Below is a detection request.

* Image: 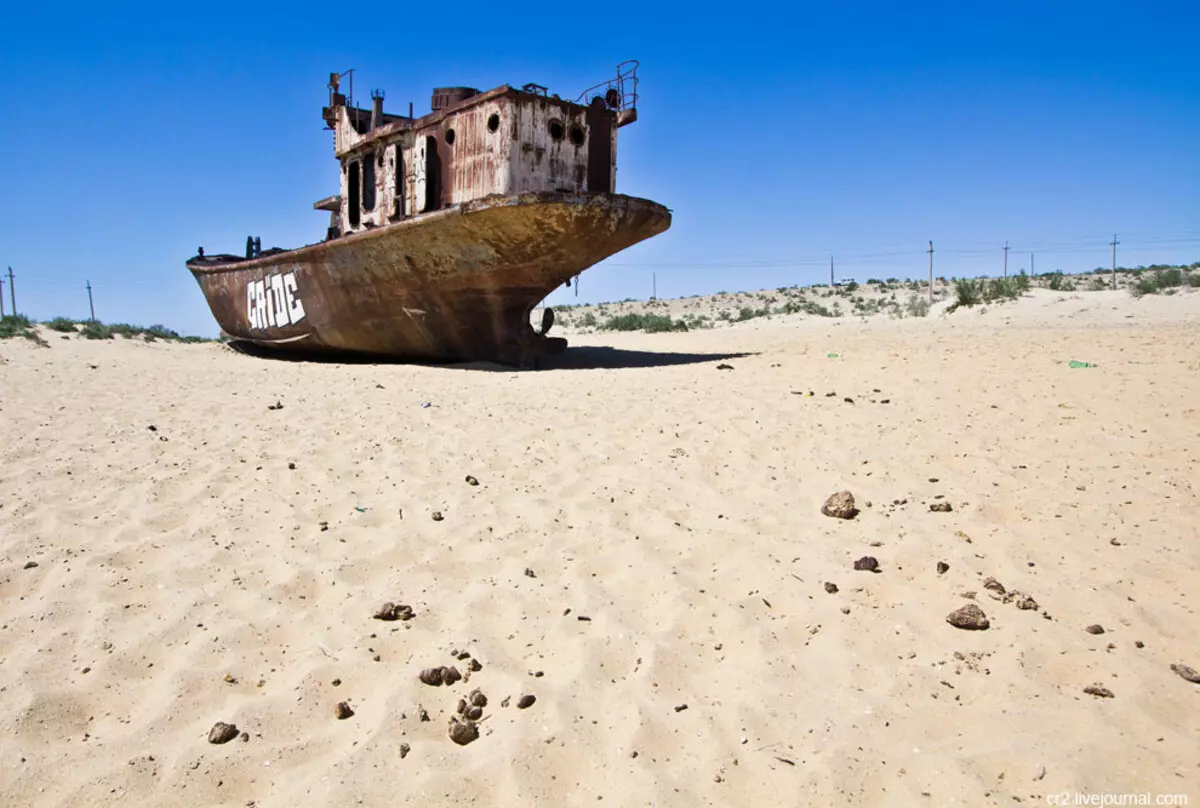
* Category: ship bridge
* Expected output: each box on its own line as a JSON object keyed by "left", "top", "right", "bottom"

{"left": 315, "top": 62, "right": 641, "bottom": 239}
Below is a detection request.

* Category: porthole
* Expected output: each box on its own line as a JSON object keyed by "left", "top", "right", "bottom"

{"left": 487, "top": 113, "right": 500, "bottom": 132}
{"left": 548, "top": 120, "right": 564, "bottom": 141}
{"left": 570, "top": 125, "right": 585, "bottom": 146}
{"left": 445, "top": 128, "right": 456, "bottom": 145}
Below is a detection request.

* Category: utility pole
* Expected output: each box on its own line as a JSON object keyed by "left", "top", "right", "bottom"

{"left": 1108, "top": 232, "right": 1118, "bottom": 290}
{"left": 0, "top": 277, "right": 5, "bottom": 317}
{"left": 6, "top": 267, "right": 14, "bottom": 317}
{"left": 927, "top": 240, "right": 934, "bottom": 304}
{"left": 87, "top": 281, "right": 96, "bottom": 322}
{"left": 652, "top": 272, "right": 656, "bottom": 301}
{"left": 1030, "top": 253, "right": 1034, "bottom": 277}
{"left": 1003, "top": 241, "right": 1009, "bottom": 279}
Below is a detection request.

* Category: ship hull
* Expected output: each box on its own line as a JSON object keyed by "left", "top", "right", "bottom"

{"left": 187, "top": 192, "right": 670, "bottom": 365}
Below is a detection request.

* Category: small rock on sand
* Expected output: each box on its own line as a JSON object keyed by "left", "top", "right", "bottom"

{"left": 1014, "top": 595, "right": 1039, "bottom": 611}
{"left": 335, "top": 701, "right": 354, "bottom": 720}
{"left": 824, "top": 582, "right": 838, "bottom": 594}
{"left": 853, "top": 556, "right": 879, "bottom": 572}
{"left": 373, "top": 602, "right": 414, "bottom": 621}
{"left": 465, "top": 475, "right": 479, "bottom": 486}
{"left": 208, "top": 722, "right": 239, "bottom": 744}
{"left": 431, "top": 511, "right": 444, "bottom": 521}
{"left": 1083, "top": 684, "right": 1114, "bottom": 698}
{"left": 517, "top": 694, "right": 536, "bottom": 709}
{"left": 929, "top": 502, "right": 953, "bottom": 512}
{"left": 23, "top": 561, "right": 38, "bottom": 570}
{"left": 946, "top": 604, "right": 990, "bottom": 630}
{"left": 399, "top": 743, "right": 411, "bottom": 759}
{"left": 936, "top": 562, "right": 950, "bottom": 574}
{"left": 821, "top": 491, "right": 858, "bottom": 519}
{"left": 1085, "top": 624, "right": 1105, "bottom": 635}
{"left": 1169, "top": 663, "right": 1200, "bottom": 683}
{"left": 419, "top": 668, "right": 445, "bottom": 686}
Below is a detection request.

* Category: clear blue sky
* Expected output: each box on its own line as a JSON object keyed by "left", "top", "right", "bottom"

{"left": 1, "top": 1, "right": 1197, "bottom": 336}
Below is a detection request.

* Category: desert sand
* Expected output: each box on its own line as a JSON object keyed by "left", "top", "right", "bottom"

{"left": 1, "top": 286, "right": 1198, "bottom": 807}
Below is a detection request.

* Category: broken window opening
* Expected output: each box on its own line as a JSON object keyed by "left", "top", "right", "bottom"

{"left": 570, "top": 125, "right": 586, "bottom": 146}
{"left": 394, "top": 142, "right": 405, "bottom": 217}
{"left": 445, "top": 128, "right": 456, "bottom": 145}
{"left": 548, "top": 120, "right": 565, "bottom": 141}
{"left": 362, "top": 153, "right": 376, "bottom": 212}
{"left": 487, "top": 113, "right": 500, "bottom": 133}
{"left": 347, "top": 160, "right": 361, "bottom": 227}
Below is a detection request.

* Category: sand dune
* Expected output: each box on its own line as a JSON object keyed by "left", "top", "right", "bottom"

{"left": 1, "top": 288, "right": 1198, "bottom": 806}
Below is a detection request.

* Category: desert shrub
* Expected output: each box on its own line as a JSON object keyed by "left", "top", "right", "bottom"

{"left": 45, "top": 317, "right": 78, "bottom": 332}
{"left": 778, "top": 299, "right": 834, "bottom": 317}
{"left": 578, "top": 312, "right": 598, "bottom": 328}
{"left": 983, "top": 277, "right": 1021, "bottom": 303}
{"left": 953, "top": 279, "right": 982, "bottom": 308}
{"left": 600, "top": 313, "right": 688, "bottom": 333}
{"left": 736, "top": 306, "right": 769, "bottom": 322}
{"left": 80, "top": 321, "right": 114, "bottom": 339}
{"left": 1156, "top": 268, "right": 1184, "bottom": 288}
{"left": 0, "top": 314, "right": 40, "bottom": 341}
{"left": 1041, "top": 271, "right": 1076, "bottom": 291}
{"left": 905, "top": 294, "right": 930, "bottom": 317}
{"left": 1130, "top": 268, "right": 1188, "bottom": 297}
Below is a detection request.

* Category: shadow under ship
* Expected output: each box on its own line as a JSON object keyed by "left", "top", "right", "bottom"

{"left": 186, "top": 62, "right": 671, "bottom": 366}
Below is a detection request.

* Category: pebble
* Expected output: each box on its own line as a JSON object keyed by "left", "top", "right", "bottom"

{"left": 431, "top": 511, "right": 444, "bottom": 521}
{"left": 1083, "top": 684, "right": 1114, "bottom": 698}
{"left": 517, "top": 694, "right": 536, "bottom": 709}
{"left": 929, "top": 502, "right": 953, "bottom": 512}
{"left": 399, "top": 743, "right": 411, "bottom": 759}
{"left": 853, "top": 556, "right": 879, "bottom": 572}
{"left": 335, "top": 701, "right": 354, "bottom": 720}
{"left": 1085, "top": 624, "right": 1105, "bottom": 635}
{"left": 824, "top": 582, "right": 839, "bottom": 594}
{"left": 821, "top": 491, "right": 858, "bottom": 519}
{"left": 208, "top": 722, "right": 239, "bottom": 744}
{"left": 465, "top": 475, "right": 479, "bottom": 486}
{"left": 23, "top": 561, "right": 38, "bottom": 570}
{"left": 936, "top": 562, "right": 949, "bottom": 574}
{"left": 946, "top": 604, "right": 990, "bottom": 630}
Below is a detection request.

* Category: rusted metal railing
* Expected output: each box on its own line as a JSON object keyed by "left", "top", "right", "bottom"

{"left": 575, "top": 60, "right": 639, "bottom": 111}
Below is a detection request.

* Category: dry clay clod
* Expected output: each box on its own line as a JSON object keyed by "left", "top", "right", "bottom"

{"left": 419, "top": 666, "right": 462, "bottom": 686}
{"left": 448, "top": 717, "right": 479, "bottom": 745}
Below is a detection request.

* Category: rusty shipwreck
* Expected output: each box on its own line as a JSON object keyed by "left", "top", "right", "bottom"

{"left": 187, "top": 62, "right": 670, "bottom": 365}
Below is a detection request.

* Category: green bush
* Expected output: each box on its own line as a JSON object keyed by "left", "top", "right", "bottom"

{"left": 599, "top": 313, "right": 688, "bottom": 333}
{"left": 953, "top": 279, "right": 982, "bottom": 308}
{"left": 45, "top": 317, "right": 78, "bottom": 332}
{"left": 0, "top": 314, "right": 40, "bottom": 341}
{"left": 80, "top": 321, "right": 114, "bottom": 340}
{"left": 905, "top": 294, "right": 931, "bottom": 317}
{"left": 1041, "top": 271, "right": 1076, "bottom": 292}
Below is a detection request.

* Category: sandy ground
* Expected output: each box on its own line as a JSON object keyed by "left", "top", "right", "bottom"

{"left": 1, "top": 288, "right": 1198, "bottom": 807}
